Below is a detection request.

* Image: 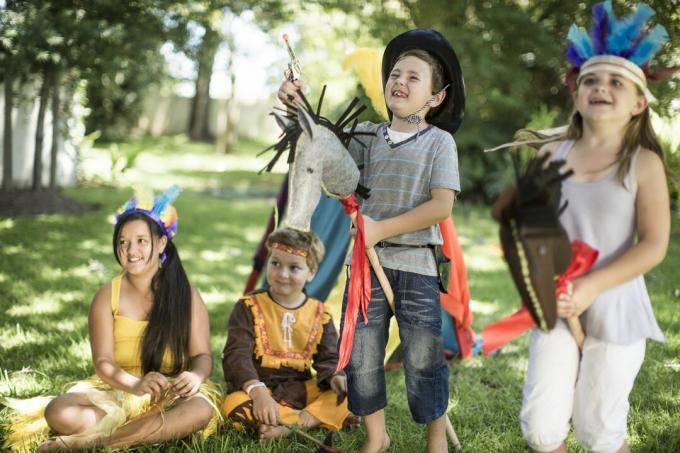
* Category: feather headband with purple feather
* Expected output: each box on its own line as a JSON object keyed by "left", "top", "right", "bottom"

{"left": 565, "top": 0, "right": 671, "bottom": 102}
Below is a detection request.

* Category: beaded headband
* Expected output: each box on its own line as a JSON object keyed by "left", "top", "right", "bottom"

{"left": 270, "top": 242, "right": 315, "bottom": 267}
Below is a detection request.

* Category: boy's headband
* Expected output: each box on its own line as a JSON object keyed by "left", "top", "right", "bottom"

{"left": 271, "top": 242, "right": 315, "bottom": 267}
{"left": 115, "top": 185, "right": 181, "bottom": 240}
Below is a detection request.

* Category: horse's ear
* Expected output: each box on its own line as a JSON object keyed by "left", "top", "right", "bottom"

{"left": 272, "top": 112, "right": 294, "bottom": 132}
{"left": 296, "top": 104, "right": 314, "bottom": 139}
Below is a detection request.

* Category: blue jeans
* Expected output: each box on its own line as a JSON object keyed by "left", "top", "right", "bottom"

{"left": 339, "top": 267, "right": 449, "bottom": 423}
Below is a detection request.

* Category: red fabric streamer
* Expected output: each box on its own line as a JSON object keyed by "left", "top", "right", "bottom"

{"left": 481, "top": 240, "right": 598, "bottom": 355}
{"left": 336, "top": 194, "right": 372, "bottom": 371}
{"left": 555, "top": 240, "right": 599, "bottom": 297}
{"left": 438, "top": 217, "right": 476, "bottom": 358}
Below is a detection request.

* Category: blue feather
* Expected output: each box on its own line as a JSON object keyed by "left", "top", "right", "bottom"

{"left": 606, "top": 2, "right": 655, "bottom": 55}
{"left": 590, "top": 2, "right": 609, "bottom": 54}
{"left": 628, "top": 24, "right": 669, "bottom": 66}
{"left": 152, "top": 185, "right": 182, "bottom": 216}
{"left": 567, "top": 24, "right": 594, "bottom": 61}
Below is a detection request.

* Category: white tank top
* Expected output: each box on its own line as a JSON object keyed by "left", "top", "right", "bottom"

{"left": 554, "top": 140, "right": 665, "bottom": 344}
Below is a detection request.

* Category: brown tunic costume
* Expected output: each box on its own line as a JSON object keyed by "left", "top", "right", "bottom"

{"left": 221, "top": 290, "right": 349, "bottom": 430}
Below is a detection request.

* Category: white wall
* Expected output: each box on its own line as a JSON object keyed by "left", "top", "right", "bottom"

{"left": 0, "top": 79, "right": 82, "bottom": 189}
{"left": 136, "top": 91, "right": 278, "bottom": 141}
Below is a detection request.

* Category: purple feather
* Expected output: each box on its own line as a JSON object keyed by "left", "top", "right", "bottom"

{"left": 566, "top": 46, "right": 586, "bottom": 66}
{"left": 590, "top": 2, "right": 609, "bottom": 54}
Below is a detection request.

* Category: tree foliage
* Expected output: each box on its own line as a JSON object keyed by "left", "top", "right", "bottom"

{"left": 319, "top": 0, "right": 679, "bottom": 201}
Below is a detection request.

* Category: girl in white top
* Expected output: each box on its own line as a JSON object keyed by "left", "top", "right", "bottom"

{"left": 520, "top": 2, "right": 671, "bottom": 453}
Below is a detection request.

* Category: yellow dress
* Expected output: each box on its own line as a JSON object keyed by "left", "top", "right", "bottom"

{"left": 1, "top": 275, "right": 222, "bottom": 452}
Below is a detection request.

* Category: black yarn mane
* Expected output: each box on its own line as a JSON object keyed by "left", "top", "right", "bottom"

{"left": 259, "top": 86, "right": 374, "bottom": 198}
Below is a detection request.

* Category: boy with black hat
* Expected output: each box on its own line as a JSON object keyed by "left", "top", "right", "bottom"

{"left": 279, "top": 28, "right": 464, "bottom": 453}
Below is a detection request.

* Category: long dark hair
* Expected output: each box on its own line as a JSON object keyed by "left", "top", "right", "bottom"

{"left": 113, "top": 212, "right": 192, "bottom": 375}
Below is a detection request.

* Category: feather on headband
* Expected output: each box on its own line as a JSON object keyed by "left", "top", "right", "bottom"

{"left": 566, "top": 1, "right": 670, "bottom": 102}
{"left": 116, "top": 185, "right": 182, "bottom": 239}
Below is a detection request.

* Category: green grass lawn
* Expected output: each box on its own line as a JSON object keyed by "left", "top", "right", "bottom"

{"left": 1, "top": 135, "right": 679, "bottom": 452}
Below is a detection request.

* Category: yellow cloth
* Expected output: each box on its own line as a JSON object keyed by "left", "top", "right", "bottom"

{"left": 111, "top": 274, "right": 173, "bottom": 376}
{"left": 246, "top": 292, "right": 329, "bottom": 372}
{"left": 222, "top": 379, "right": 350, "bottom": 432}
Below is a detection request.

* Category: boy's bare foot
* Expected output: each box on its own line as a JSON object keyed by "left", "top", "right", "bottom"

{"left": 342, "top": 414, "right": 362, "bottom": 431}
{"left": 360, "top": 433, "right": 390, "bottom": 453}
{"left": 259, "top": 423, "right": 291, "bottom": 440}
{"left": 299, "top": 410, "right": 321, "bottom": 429}
{"left": 426, "top": 434, "right": 448, "bottom": 453}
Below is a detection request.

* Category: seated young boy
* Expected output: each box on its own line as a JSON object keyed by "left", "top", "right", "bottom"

{"left": 222, "top": 227, "right": 354, "bottom": 439}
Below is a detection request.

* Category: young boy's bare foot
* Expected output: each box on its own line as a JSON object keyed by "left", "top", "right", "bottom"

{"left": 259, "top": 423, "right": 291, "bottom": 440}
{"left": 343, "top": 414, "right": 362, "bottom": 431}
{"left": 299, "top": 410, "right": 321, "bottom": 429}
{"left": 360, "top": 433, "right": 390, "bottom": 453}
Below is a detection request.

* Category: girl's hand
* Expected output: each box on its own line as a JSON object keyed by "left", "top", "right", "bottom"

{"left": 557, "top": 277, "right": 598, "bottom": 318}
{"left": 251, "top": 387, "right": 279, "bottom": 426}
{"left": 133, "top": 371, "right": 170, "bottom": 397}
{"left": 277, "top": 79, "right": 305, "bottom": 107}
{"left": 330, "top": 374, "right": 347, "bottom": 405}
{"left": 171, "top": 371, "right": 203, "bottom": 397}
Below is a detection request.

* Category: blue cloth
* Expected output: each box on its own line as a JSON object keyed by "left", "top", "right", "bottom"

{"left": 305, "top": 194, "right": 351, "bottom": 301}
{"left": 340, "top": 268, "right": 449, "bottom": 423}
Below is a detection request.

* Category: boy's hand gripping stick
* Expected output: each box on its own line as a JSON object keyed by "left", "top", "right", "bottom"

{"left": 349, "top": 211, "right": 395, "bottom": 312}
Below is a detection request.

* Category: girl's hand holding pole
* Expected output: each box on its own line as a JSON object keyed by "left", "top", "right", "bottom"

{"left": 133, "top": 371, "right": 170, "bottom": 397}
{"left": 170, "top": 371, "right": 202, "bottom": 397}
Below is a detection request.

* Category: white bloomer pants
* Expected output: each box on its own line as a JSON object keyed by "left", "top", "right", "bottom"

{"left": 520, "top": 320, "right": 645, "bottom": 453}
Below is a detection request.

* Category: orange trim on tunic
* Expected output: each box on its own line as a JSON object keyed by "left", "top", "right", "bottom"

{"left": 243, "top": 292, "right": 328, "bottom": 372}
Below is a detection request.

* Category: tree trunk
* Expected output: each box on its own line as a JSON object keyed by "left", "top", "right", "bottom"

{"left": 216, "top": 32, "right": 238, "bottom": 154}
{"left": 32, "top": 67, "right": 52, "bottom": 191}
{"left": 188, "top": 25, "right": 220, "bottom": 141}
{"left": 2, "top": 73, "right": 13, "bottom": 191}
{"left": 49, "top": 69, "right": 61, "bottom": 190}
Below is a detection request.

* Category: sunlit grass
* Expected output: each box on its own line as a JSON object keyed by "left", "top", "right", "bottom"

{"left": 1, "top": 135, "right": 678, "bottom": 451}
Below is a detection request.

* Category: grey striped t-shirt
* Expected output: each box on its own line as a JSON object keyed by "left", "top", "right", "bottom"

{"left": 345, "top": 122, "right": 460, "bottom": 276}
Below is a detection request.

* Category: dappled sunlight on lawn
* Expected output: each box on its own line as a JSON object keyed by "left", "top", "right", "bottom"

{"left": 200, "top": 246, "right": 243, "bottom": 262}
{"left": 0, "top": 324, "right": 47, "bottom": 350}
{"left": 0, "top": 218, "right": 15, "bottom": 231}
{"left": 469, "top": 299, "right": 501, "bottom": 315}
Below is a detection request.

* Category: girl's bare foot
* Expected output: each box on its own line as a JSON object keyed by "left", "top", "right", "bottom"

{"left": 259, "top": 423, "right": 291, "bottom": 440}
{"left": 37, "top": 435, "right": 94, "bottom": 452}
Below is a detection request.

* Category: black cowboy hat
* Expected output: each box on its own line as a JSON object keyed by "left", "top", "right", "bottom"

{"left": 382, "top": 28, "right": 465, "bottom": 135}
{"left": 491, "top": 154, "right": 573, "bottom": 331}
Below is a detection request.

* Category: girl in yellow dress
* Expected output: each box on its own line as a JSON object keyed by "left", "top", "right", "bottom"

{"left": 2, "top": 186, "right": 221, "bottom": 451}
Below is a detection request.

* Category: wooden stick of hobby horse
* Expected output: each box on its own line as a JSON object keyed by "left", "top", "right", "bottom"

{"left": 349, "top": 212, "right": 395, "bottom": 312}
{"left": 445, "top": 416, "right": 462, "bottom": 450}
{"left": 568, "top": 317, "right": 585, "bottom": 350}
{"left": 277, "top": 420, "right": 341, "bottom": 453}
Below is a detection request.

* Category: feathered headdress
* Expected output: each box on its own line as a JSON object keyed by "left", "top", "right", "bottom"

{"left": 565, "top": 1, "right": 670, "bottom": 102}
{"left": 116, "top": 185, "right": 181, "bottom": 239}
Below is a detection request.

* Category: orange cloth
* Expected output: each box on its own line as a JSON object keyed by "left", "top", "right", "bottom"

{"left": 439, "top": 216, "right": 476, "bottom": 358}
{"left": 245, "top": 292, "right": 328, "bottom": 372}
{"left": 222, "top": 379, "right": 350, "bottom": 432}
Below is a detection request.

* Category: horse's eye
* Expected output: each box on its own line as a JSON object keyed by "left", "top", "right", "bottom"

{"left": 306, "top": 168, "right": 314, "bottom": 174}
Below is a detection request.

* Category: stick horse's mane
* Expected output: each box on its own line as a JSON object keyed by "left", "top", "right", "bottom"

{"left": 259, "top": 86, "right": 374, "bottom": 198}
